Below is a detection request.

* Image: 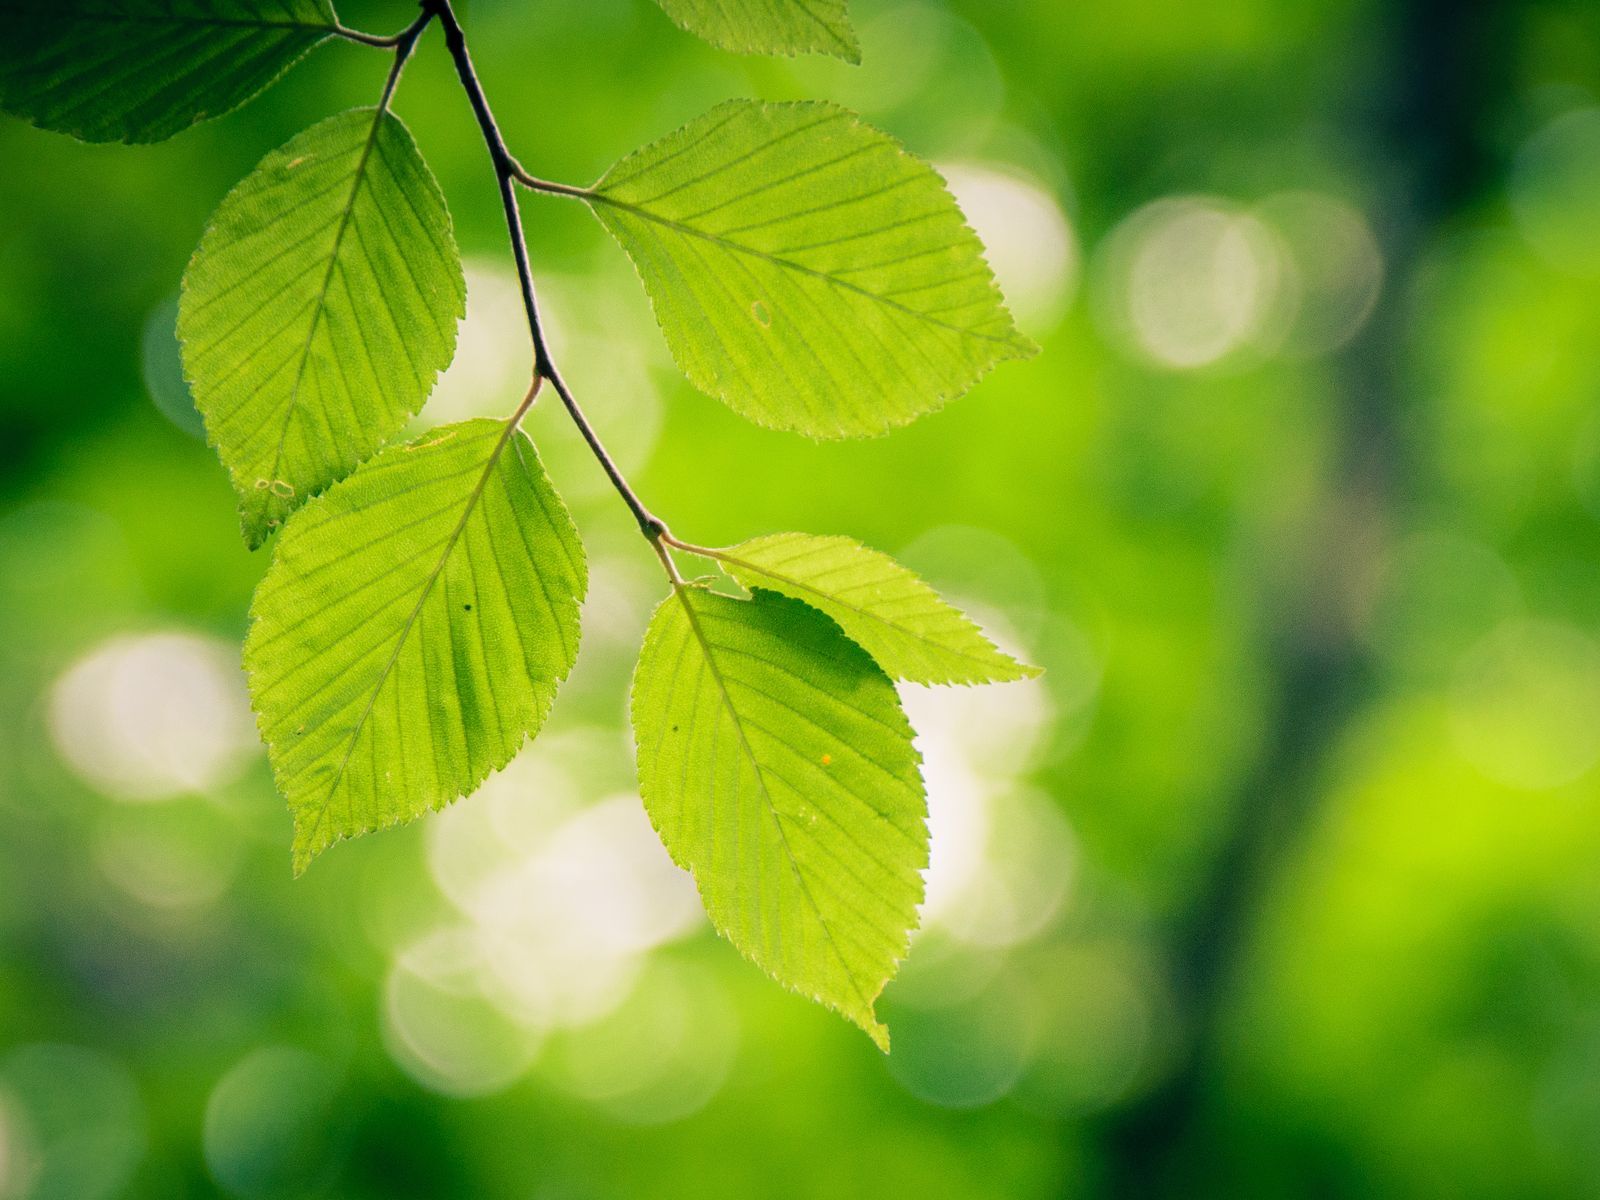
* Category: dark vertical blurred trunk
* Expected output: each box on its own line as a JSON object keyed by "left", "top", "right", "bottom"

{"left": 1097, "top": 0, "right": 1512, "bottom": 1193}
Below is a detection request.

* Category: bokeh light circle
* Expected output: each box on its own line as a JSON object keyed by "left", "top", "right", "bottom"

{"left": 382, "top": 926, "right": 548, "bottom": 1098}
{"left": 1097, "top": 196, "right": 1285, "bottom": 370}
{"left": 203, "top": 1046, "right": 342, "bottom": 1198}
{"left": 548, "top": 958, "right": 739, "bottom": 1126}
{"left": 0, "top": 1045, "right": 144, "bottom": 1200}
{"left": 48, "top": 631, "right": 258, "bottom": 802}
{"left": 1450, "top": 620, "right": 1600, "bottom": 789}
{"left": 1253, "top": 191, "right": 1384, "bottom": 357}
{"left": 883, "top": 973, "right": 1038, "bottom": 1109}
{"left": 1511, "top": 107, "right": 1600, "bottom": 276}
{"left": 940, "top": 161, "right": 1077, "bottom": 332}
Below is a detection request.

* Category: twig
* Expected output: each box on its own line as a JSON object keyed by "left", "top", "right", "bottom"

{"left": 334, "top": 11, "right": 431, "bottom": 51}
{"left": 423, "top": 0, "right": 673, "bottom": 553}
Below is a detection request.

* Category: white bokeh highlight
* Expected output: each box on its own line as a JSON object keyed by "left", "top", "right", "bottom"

{"left": 1097, "top": 196, "right": 1284, "bottom": 369}
{"left": 382, "top": 735, "right": 705, "bottom": 1099}
{"left": 48, "top": 631, "right": 258, "bottom": 802}
{"left": 941, "top": 161, "right": 1077, "bottom": 332}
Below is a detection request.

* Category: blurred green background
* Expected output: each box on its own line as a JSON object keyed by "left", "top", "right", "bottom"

{"left": 6, "top": 0, "right": 1600, "bottom": 1195}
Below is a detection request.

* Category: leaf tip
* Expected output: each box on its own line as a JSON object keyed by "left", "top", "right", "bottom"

{"left": 290, "top": 813, "right": 331, "bottom": 877}
{"left": 864, "top": 1016, "right": 891, "bottom": 1054}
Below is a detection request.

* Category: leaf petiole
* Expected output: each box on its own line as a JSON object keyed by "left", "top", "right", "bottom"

{"left": 332, "top": 10, "right": 432, "bottom": 51}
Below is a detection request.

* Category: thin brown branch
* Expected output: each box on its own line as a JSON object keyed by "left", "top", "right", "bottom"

{"left": 424, "top": 0, "right": 672, "bottom": 554}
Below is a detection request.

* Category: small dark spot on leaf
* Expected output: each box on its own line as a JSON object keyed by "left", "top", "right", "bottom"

{"left": 463, "top": 603, "right": 472, "bottom": 611}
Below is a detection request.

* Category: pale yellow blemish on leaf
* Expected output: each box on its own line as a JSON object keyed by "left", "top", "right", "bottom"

{"left": 406, "top": 430, "right": 458, "bottom": 452}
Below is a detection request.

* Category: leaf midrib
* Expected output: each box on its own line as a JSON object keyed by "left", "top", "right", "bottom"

{"left": 260, "top": 107, "right": 388, "bottom": 497}
{"left": 586, "top": 191, "right": 1030, "bottom": 352}
{"left": 2, "top": 8, "right": 336, "bottom": 34}
{"left": 714, "top": 544, "right": 1019, "bottom": 677}
{"left": 297, "top": 421, "right": 522, "bottom": 862}
{"left": 671, "top": 585, "right": 878, "bottom": 1019}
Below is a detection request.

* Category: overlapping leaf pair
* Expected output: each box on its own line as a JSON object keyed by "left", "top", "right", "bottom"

{"left": 0, "top": 0, "right": 1039, "bottom": 1048}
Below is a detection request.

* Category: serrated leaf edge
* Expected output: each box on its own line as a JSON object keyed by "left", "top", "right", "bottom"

{"left": 584, "top": 99, "right": 1038, "bottom": 441}
{"left": 649, "top": 0, "right": 862, "bottom": 63}
{"left": 631, "top": 580, "right": 929, "bottom": 1050}
{"left": 244, "top": 420, "right": 581, "bottom": 875}
{"left": 178, "top": 106, "right": 465, "bottom": 549}
{"left": 708, "top": 533, "right": 1043, "bottom": 685}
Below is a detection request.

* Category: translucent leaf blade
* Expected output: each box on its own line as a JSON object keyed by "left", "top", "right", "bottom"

{"left": 631, "top": 585, "right": 928, "bottom": 1049}
{"left": 588, "top": 100, "right": 1036, "bottom": 439}
{"left": 714, "top": 533, "right": 1040, "bottom": 685}
{"left": 650, "top": 0, "right": 859, "bottom": 62}
{"left": 180, "top": 108, "right": 465, "bottom": 547}
{"left": 0, "top": 0, "right": 336, "bottom": 144}
{"left": 245, "top": 419, "right": 586, "bottom": 873}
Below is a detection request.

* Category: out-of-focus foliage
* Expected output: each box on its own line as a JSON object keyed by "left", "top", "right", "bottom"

{"left": 4, "top": 0, "right": 1600, "bottom": 1196}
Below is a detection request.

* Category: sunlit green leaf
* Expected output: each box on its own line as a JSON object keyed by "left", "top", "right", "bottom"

{"left": 585, "top": 100, "right": 1035, "bottom": 439}
{"left": 710, "top": 532, "right": 1039, "bottom": 685}
{"left": 650, "top": 0, "right": 859, "bottom": 62}
{"left": 0, "top": 0, "right": 338, "bottom": 144}
{"left": 245, "top": 419, "right": 586, "bottom": 874}
{"left": 180, "top": 107, "right": 465, "bottom": 548}
{"left": 631, "top": 584, "right": 927, "bottom": 1049}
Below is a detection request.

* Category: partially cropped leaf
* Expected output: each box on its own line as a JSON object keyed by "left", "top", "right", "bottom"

{"left": 631, "top": 584, "right": 927, "bottom": 1049}
{"left": 180, "top": 108, "right": 465, "bottom": 547}
{"left": 245, "top": 419, "right": 585, "bottom": 874}
{"left": 586, "top": 100, "right": 1035, "bottom": 439}
{"left": 712, "top": 532, "right": 1039, "bottom": 685}
{"left": 650, "top": 0, "right": 859, "bottom": 62}
{"left": 0, "top": 0, "right": 337, "bottom": 144}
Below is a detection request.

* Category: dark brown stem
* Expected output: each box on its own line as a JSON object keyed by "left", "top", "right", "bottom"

{"left": 423, "top": 0, "right": 671, "bottom": 546}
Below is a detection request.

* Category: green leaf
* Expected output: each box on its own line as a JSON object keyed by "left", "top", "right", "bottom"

{"left": 585, "top": 100, "right": 1036, "bottom": 439}
{"left": 649, "top": 0, "right": 860, "bottom": 62}
{"left": 631, "top": 584, "right": 928, "bottom": 1050}
{"left": 0, "top": 0, "right": 337, "bottom": 144}
{"left": 180, "top": 107, "right": 465, "bottom": 548}
{"left": 709, "top": 532, "right": 1040, "bottom": 685}
{"left": 245, "top": 418, "right": 586, "bottom": 874}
